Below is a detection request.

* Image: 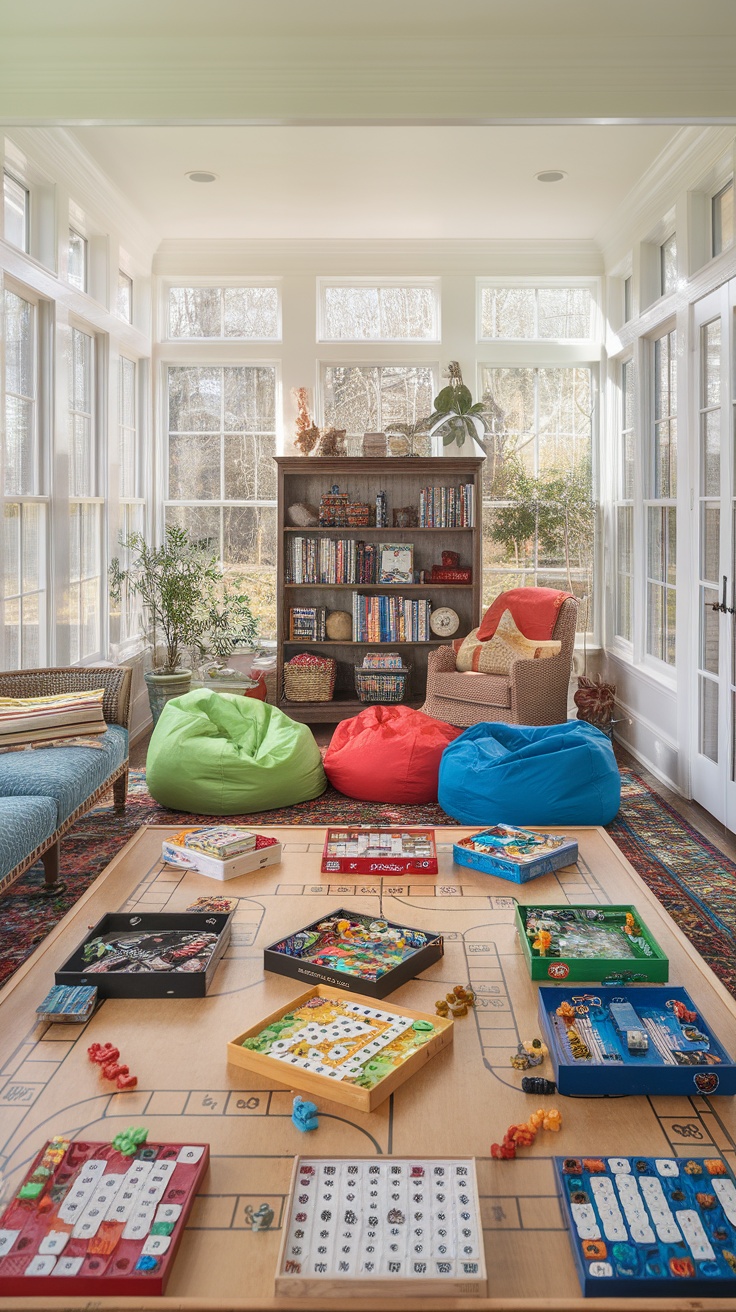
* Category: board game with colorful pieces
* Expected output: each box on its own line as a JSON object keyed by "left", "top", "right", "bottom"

{"left": 276, "top": 1157, "right": 487, "bottom": 1297}
{"left": 227, "top": 985, "right": 453, "bottom": 1112}
{"left": 539, "top": 985, "right": 736, "bottom": 1096}
{"left": 516, "top": 903, "right": 669, "bottom": 983}
{"left": 55, "top": 911, "right": 234, "bottom": 998}
{"left": 0, "top": 1134, "right": 208, "bottom": 1296}
{"left": 264, "top": 907, "right": 444, "bottom": 998}
{"left": 453, "top": 825, "right": 578, "bottom": 884}
{"left": 556, "top": 1154, "right": 736, "bottom": 1297}
{"left": 321, "top": 828, "right": 438, "bottom": 875}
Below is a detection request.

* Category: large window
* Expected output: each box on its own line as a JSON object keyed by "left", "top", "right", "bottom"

{"left": 68, "top": 326, "right": 102, "bottom": 662}
{"left": 479, "top": 283, "right": 594, "bottom": 340}
{"left": 117, "top": 356, "right": 145, "bottom": 643}
{"left": 165, "top": 365, "right": 278, "bottom": 637}
{"left": 3, "top": 172, "right": 28, "bottom": 252}
{"left": 68, "top": 228, "right": 88, "bottom": 293}
{"left": 480, "top": 365, "right": 594, "bottom": 623}
{"left": 322, "top": 364, "right": 435, "bottom": 452}
{"left": 614, "top": 359, "right": 635, "bottom": 642}
{"left": 167, "top": 286, "right": 279, "bottom": 340}
{"left": 646, "top": 328, "right": 677, "bottom": 665}
{"left": 3, "top": 289, "right": 47, "bottom": 667}
{"left": 319, "top": 282, "right": 438, "bottom": 341}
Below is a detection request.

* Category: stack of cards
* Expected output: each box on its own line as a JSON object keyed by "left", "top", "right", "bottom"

{"left": 35, "top": 985, "right": 97, "bottom": 1023}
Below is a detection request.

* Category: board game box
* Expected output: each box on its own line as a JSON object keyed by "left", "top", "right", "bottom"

{"left": 161, "top": 831, "right": 282, "bottom": 880}
{"left": 516, "top": 904, "right": 669, "bottom": 983}
{"left": 453, "top": 825, "right": 578, "bottom": 884}
{"left": 264, "top": 908, "right": 443, "bottom": 999}
{"left": 227, "top": 985, "right": 453, "bottom": 1112}
{"left": 55, "top": 911, "right": 234, "bottom": 999}
{"left": 539, "top": 985, "right": 736, "bottom": 1097}
{"left": 321, "top": 828, "right": 438, "bottom": 876}
{"left": 0, "top": 1135, "right": 208, "bottom": 1296}
{"left": 276, "top": 1156, "right": 487, "bottom": 1297}
{"left": 556, "top": 1153, "right": 736, "bottom": 1297}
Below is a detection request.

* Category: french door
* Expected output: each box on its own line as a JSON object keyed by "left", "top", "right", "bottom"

{"left": 691, "top": 285, "right": 736, "bottom": 827}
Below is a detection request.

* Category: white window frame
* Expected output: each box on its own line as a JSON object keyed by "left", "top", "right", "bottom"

{"left": 2, "top": 279, "right": 50, "bottom": 668}
{"left": 3, "top": 169, "right": 30, "bottom": 253}
{"left": 68, "top": 319, "right": 105, "bottom": 665}
{"left": 643, "top": 322, "right": 678, "bottom": 671}
{"left": 613, "top": 355, "right": 635, "bottom": 648}
{"left": 659, "top": 232, "right": 678, "bottom": 299}
{"left": 317, "top": 277, "right": 441, "bottom": 344}
{"left": 162, "top": 277, "right": 282, "bottom": 343}
{"left": 68, "top": 225, "right": 88, "bottom": 294}
{"left": 476, "top": 276, "right": 601, "bottom": 343}
{"left": 117, "top": 268, "right": 133, "bottom": 324}
{"left": 712, "top": 179, "right": 735, "bottom": 259}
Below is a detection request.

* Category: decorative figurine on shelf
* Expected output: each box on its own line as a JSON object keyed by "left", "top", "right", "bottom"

{"left": 316, "top": 425, "right": 348, "bottom": 457}
{"left": 292, "top": 387, "right": 320, "bottom": 456}
{"left": 292, "top": 1095, "right": 319, "bottom": 1132}
{"left": 442, "top": 550, "right": 460, "bottom": 568}
{"left": 393, "top": 506, "right": 418, "bottom": 528}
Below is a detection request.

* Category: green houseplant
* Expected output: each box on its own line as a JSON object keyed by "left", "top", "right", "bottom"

{"left": 427, "top": 361, "right": 489, "bottom": 455}
{"left": 109, "top": 526, "right": 258, "bottom": 724}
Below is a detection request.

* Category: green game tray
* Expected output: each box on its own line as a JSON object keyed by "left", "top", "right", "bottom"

{"left": 515, "top": 903, "right": 669, "bottom": 983}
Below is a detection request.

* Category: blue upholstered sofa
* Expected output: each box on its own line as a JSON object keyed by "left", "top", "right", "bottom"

{"left": 0, "top": 667, "right": 132, "bottom": 895}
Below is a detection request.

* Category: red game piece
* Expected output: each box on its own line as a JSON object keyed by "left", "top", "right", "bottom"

{"left": 116, "top": 1073, "right": 137, "bottom": 1090}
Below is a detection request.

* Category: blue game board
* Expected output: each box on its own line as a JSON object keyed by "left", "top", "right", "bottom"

{"left": 556, "top": 1154, "right": 736, "bottom": 1297}
{"left": 538, "top": 986, "right": 736, "bottom": 1096}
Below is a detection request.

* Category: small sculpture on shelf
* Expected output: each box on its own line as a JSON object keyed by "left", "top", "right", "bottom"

{"left": 292, "top": 387, "right": 320, "bottom": 456}
{"left": 316, "top": 425, "right": 348, "bottom": 457}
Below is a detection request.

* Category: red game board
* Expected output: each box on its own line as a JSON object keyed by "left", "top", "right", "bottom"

{"left": 0, "top": 1136, "right": 208, "bottom": 1296}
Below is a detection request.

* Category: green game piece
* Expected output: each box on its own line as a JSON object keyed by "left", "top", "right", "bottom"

{"left": 150, "top": 1221, "right": 175, "bottom": 1235}
{"left": 412, "top": 1019, "right": 434, "bottom": 1032}
{"left": 112, "top": 1126, "right": 148, "bottom": 1157}
{"left": 18, "top": 1180, "right": 45, "bottom": 1200}
{"left": 242, "top": 1037, "right": 260, "bottom": 1050}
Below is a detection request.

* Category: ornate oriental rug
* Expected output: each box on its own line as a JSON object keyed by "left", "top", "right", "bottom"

{"left": 1, "top": 768, "right": 736, "bottom": 997}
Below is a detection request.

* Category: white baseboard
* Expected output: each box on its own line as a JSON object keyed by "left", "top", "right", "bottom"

{"left": 613, "top": 692, "right": 684, "bottom": 798}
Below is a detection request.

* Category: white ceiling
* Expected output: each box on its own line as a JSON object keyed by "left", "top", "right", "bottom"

{"left": 70, "top": 125, "right": 677, "bottom": 242}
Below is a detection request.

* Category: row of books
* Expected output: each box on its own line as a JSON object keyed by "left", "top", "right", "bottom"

{"left": 287, "top": 537, "right": 379, "bottom": 584}
{"left": 418, "top": 483, "right": 475, "bottom": 528}
{"left": 352, "top": 593, "right": 431, "bottom": 643}
{"left": 289, "top": 606, "right": 328, "bottom": 640}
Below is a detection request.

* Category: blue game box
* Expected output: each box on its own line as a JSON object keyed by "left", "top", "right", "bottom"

{"left": 539, "top": 985, "right": 736, "bottom": 1096}
{"left": 556, "top": 1154, "right": 736, "bottom": 1298}
{"left": 453, "top": 825, "right": 578, "bottom": 884}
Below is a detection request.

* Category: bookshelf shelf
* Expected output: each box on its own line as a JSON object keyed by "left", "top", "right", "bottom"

{"left": 276, "top": 455, "right": 484, "bottom": 722}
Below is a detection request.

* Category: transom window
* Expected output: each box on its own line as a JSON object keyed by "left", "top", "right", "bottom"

{"left": 713, "top": 180, "right": 734, "bottom": 257}
{"left": 3, "top": 171, "right": 29, "bottom": 252}
{"left": 167, "top": 285, "right": 280, "bottom": 340}
{"left": 319, "top": 282, "right": 439, "bottom": 341}
{"left": 68, "top": 228, "right": 88, "bottom": 293}
{"left": 660, "top": 233, "right": 678, "bottom": 297}
{"left": 117, "top": 270, "right": 133, "bottom": 323}
{"left": 479, "top": 283, "right": 595, "bottom": 340}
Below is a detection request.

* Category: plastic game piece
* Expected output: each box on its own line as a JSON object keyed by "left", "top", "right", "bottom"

{"left": 556, "top": 1001, "right": 576, "bottom": 1022}
{"left": 88, "top": 1042, "right": 119, "bottom": 1066}
{"left": 491, "top": 1108, "right": 561, "bottom": 1160}
{"left": 243, "top": 1203, "right": 275, "bottom": 1231}
{"left": 117, "top": 1072, "right": 138, "bottom": 1090}
{"left": 523, "top": 1038, "right": 548, "bottom": 1059}
{"left": 112, "top": 1126, "right": 148, "bottom": 1156}
{"left": 89, "top": 1041, "right": 138, "bottom": 1090}
{"left": 435, "top": 998, "right": 449, "bottom": 1016}
{"left": 533, "top": 929, "right": 552, "bottom": 955}
{"left": 521, "top": 1076, "right": 557, "bottom": 1095}
{"left": 510, "top": 1045, "right": 531, "bottom": 1071}
{"left": 292, "top": 1096, "right": 319, "bottom": 1132}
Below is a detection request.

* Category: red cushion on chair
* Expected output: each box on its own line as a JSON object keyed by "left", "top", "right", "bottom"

{"left": 477, "top": 587, "right": 573, "bottom": 642}
{"left": 324, "top": 705, "right": 462, "bottom": 804}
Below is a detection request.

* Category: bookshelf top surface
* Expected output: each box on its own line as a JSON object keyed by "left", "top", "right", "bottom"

{"left": 277, "top": 456, "right": 485, "bottom": 472}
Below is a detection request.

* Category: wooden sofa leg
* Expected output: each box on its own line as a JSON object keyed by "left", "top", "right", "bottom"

{"left": 41, "top": 841, "right": 61, "bottom": 891}
{"left": 113, "top": 768, "right": 129, "bottom": 812}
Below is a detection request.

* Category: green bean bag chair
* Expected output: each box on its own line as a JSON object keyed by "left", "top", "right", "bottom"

{"left": 146, "top": 688, "right": 326, "bottom": 814}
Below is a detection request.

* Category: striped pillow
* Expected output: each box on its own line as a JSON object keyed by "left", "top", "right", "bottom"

{"left": 0, "top": 689, "right": 107, "bottom": 747}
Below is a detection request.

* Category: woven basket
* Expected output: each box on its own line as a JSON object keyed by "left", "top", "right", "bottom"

{"left": 284, "top": 655, "right": 337, "bottom": 703}
{"left": 354, "top": 666, "right": 410, "bottom": 705}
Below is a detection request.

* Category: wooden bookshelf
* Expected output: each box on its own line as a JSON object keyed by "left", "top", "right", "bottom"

{"left": 276, "top": 455, "right": 484, "bottom": 723}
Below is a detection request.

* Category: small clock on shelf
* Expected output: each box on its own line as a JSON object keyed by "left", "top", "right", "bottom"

{"left": 430, "top": 606, "right": 460, "bottom": 638}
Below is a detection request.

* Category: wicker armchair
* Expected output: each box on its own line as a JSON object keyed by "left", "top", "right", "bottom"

{"left": 0, "top": 666, "right": 132, "bottom": 892}
{"left": 421, "top": 597, "right": 579, "bottom": 728}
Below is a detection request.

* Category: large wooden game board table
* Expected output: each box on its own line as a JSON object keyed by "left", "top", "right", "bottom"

{"left": 2, "top": 824, "right": 736, "bottom": 1311}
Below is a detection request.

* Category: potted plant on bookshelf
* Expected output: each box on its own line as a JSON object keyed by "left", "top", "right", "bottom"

{"left": 427, "top": 361, "right": 488, "bottom": 457}
{"left": 109, "top": 526, "right": 240, "bottom": 725}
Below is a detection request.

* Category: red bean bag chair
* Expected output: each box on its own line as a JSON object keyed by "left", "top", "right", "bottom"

{"left": 324, "top": 704, "right": 462, "bottom": 804}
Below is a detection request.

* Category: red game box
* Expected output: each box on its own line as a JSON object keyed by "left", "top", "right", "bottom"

{"left": 0, "top": 1136, "right": 208, "bottom": 1296}
{"left": 321, "top": 827, "right": 438, "bottom": 875}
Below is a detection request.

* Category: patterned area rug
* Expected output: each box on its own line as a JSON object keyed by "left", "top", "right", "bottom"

{"left": 1, "top": 767, "right": 736, "bottom": 996}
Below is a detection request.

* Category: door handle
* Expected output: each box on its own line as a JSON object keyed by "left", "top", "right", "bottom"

{"left": 711, "top": 576, "right": 729, "bottom": 612}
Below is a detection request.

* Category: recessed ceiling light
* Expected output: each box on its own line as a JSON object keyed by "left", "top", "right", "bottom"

{"left": 535, "top": 170, "right": 567, "bottom": 184}
{"left": 186, "top": 170, "right": 217, "bottom": 184}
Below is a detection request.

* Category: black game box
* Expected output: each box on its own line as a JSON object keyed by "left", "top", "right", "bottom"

{"left": 54, "top": 912, "right": 234, "bottom": 998}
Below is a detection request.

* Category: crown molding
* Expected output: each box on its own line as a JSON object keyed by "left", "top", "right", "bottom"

{"left": 153, "top": 238, "right": 603, "bottom": 278}
{"left": 596, "top": 125, "right": 735, "bottom": 269}
{"left": 6, "top": 127, "right": 158, "bottom": 268}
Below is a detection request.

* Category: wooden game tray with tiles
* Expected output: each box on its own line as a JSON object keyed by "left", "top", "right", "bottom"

{"left": 1, "top": 823, "right": 736, "bottom": 1309}
{"left": 227, "top": 984, "right": 453, "bottom": 1112}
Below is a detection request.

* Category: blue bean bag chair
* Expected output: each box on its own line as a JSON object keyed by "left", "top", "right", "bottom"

{"left": 438, "top": 720, "right": 620, "bottom": 827}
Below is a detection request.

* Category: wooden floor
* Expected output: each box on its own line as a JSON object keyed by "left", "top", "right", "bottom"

{"left": 129, "top": 726, "right": 736, "bottom": 864}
